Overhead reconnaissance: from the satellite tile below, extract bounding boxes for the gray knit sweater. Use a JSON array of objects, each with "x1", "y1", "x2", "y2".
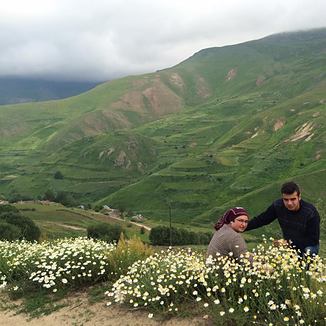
[{"x1": 207, "y1": 224, "x2": 247, "y2": 259}]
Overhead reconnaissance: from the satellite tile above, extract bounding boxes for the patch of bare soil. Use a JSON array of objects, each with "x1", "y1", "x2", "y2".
[
  {"x1": 111, "y1": 76, "x2": 183, "y2": 118},
  {"x1": 256, "y1": 76, "x2": 265, "y2": 86},
  {"x1": 315, "y1": 151, "x2": 322, "y2": 160},
  {"x1": 225, "y1": 68, "x2": 237, "y2": 81},
  {"x1": 285, "y1": 121, "x2": 314, "y2": 142},
  {"x1": 0, "y1": 292, "x2": 209, "y2": 326},
  {"x1": 169, "y1": 73, "x2": 184, "y2": 89},
  {"x1": 142, "y1": 79, "x2": 183, "y2": 116},
  {"x1": 41, "y1": 221, "x2": 86, "y2": 232},
  {"x1": 273, "y1": 119, "x2": 285, "y2": 131},
  {"x1": 195, "y1": 77, "x2": 211, "y2": 99}
]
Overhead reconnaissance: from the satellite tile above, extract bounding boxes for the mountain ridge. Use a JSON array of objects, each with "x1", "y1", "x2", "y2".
[{"x1": 0, "y1": 28, "x2": 325, "y2": 231}]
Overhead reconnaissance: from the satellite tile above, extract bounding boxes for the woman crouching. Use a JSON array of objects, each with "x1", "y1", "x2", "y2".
[{"x1": 207, "y1": 207, "x2": 249, "y2": 260}]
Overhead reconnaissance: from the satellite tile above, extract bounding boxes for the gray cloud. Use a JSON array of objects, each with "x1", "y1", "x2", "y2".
[{"x1": 0, "y1": 0, "x2": 325, "y2": 81}]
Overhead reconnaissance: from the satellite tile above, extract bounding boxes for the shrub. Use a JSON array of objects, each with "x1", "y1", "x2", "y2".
[
  {"x1": 198, "y1": 232, "x2": 212, "y2": 245},
  {"x1": 0, "y1": 204, "x2": 19, "y2": 214},
  {"x1": 0, "y1": 212, "x2": 41, "y2": 241},
  {"x1": 107, "y1": 234, "x2": 154, "y2": 277},
  {"x1": 54, "y1": 171, "x2": 64, "y2": 179},
  {"x1": 43, "y1": 189, "x2": 56, "y2": 202},
  {"x1": 87, "y1": 223, "x2": 123, "y2": 243},
  {"x1": 149, "y1": 226, "x2": 212, "y2": 246},
  {"x1": 0, "y1": 222, "x2": 21, "y2": 241},
  {"x1": 94, "y1": 205, "x2": 101, "y2": 212},
  {"x1": 149, "y1": 226, "x2": 171, "y2": 245}
]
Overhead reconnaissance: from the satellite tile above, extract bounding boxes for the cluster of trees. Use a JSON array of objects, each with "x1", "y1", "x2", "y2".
[
  {"x1": 6, "y1": 192, "x2": 34, "y2": 203},
  {"x1": 0, "y1": 205, "x2": 41, "y2": 241},
  {"x1": 149, "y1": 226, "x2": 212, "y2": 246},
  {"x1": 43, "y1": 189, "x2": 76, "y2": 207},
  {"x1": 87, "y1": 223, "x2": 123, "y2": 243},
  {"x1": 5, "y1": 187, "x2": 77, "y2": 208}
]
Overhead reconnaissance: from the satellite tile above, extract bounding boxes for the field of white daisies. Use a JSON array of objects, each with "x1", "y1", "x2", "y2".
[{"x1": 0, "y1": 236, "x2": 325, "y2": 325}]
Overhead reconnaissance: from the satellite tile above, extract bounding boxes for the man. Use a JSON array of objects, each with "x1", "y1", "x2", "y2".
[{"x1": 246, "y1": 181, "x2": 320, "y2": 255}]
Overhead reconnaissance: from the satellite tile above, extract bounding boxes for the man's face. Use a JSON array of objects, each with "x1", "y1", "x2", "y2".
[
  {"x1": 230, "y1": 215, "x2": 249, "y2": 233},
  {"x1": 282, "y1": 191, "x2": 301, "y2": 211}
]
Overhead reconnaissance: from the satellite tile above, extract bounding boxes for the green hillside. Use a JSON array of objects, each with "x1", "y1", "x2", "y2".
[{"x1": 0, "y1": 29, "x2": 325, "y2": 238}]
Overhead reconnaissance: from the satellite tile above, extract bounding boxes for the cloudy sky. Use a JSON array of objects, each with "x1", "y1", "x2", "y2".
[{"x1": 1, "y1": 0, "x2": 325, "y2": 82}]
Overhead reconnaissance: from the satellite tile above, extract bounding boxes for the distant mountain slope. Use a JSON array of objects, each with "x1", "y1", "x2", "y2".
[
  {"x1": 0, "y1": 77, "x2": 99, "y2": 104},
  {"x1": 0, "y1": 28, "x2": 325, "y2": 233}
]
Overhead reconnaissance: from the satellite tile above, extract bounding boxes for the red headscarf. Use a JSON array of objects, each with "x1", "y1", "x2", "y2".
[{"x1": 214, "y1": 207, "x2": 249, "y2": 231}]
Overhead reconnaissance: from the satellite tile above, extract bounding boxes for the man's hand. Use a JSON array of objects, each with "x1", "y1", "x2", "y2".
[{"x1": 273, "y1": 239, "x2": 288, "y2": 247}]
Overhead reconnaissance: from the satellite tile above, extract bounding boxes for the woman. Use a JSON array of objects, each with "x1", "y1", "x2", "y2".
[{"x1": 207, "y1": 207, "x2": 249, "y2": 260}]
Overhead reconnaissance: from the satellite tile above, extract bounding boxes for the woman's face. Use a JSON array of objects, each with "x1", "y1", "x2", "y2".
[{"x1": 230, "y1": 214, "x2": 249, "y2": 233}]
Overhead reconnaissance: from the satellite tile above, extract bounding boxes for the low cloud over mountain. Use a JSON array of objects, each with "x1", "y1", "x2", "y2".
[{"x1": 0, "y1": 0, "x2": 325, "y2": 82}]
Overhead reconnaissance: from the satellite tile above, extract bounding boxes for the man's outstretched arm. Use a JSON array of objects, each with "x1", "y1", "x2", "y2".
[{"x1": 246, "y1": 204, "x2": 277, "y2": 231}]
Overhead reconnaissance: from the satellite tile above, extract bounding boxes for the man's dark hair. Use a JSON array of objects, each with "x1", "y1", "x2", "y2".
[{"x1": 281, "y1": 181, "x2": 300, "y2": 195}]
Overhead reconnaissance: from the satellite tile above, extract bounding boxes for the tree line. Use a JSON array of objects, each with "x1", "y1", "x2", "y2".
[{"x1": 87, "y1": 223, "x2": 212, "y2": 246}]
